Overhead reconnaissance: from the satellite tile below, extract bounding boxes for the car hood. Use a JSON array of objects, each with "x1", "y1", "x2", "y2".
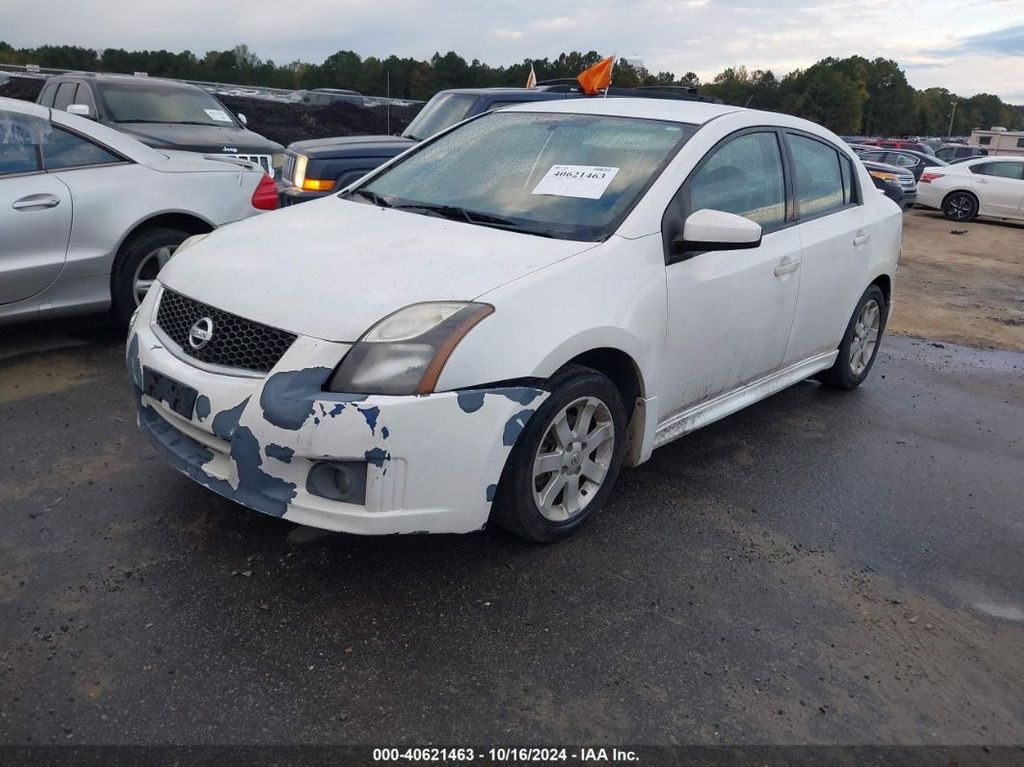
[
  {"x1": 157, "y1": 196, "x2": 597, "y2": 342},
  {"x1": 289, "y1": 135, "x2": 416, "y2": 158},
  {"x1": 111, "y1": 122, "x2": 283, "y2": 153},
  {"x1": 145, "y1": 149, "x2": 265, "y2": 174}
]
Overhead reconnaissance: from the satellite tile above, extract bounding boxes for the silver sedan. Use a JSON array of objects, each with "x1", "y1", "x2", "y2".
[{"x1": 0, "y1": 96, "x2": 278, "y2": 325}]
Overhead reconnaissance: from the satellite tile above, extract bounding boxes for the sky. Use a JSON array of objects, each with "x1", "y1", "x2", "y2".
[{"x1": 4, "y1": 0, "x2": 1024, "y2": 102}]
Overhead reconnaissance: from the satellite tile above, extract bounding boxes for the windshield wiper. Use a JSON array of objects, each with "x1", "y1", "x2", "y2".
[
  {"x1": 391, "y1": 203, "x2": 508, "y2": 226},
  {"x1": 392, "y1": 203, "x2": 560, "y2": 238},
  {"x1": 345, "y1": 188, "x2": 392, "y2": 208},
  {"x1": 113, "y1": 119, "x2": 220, "y2": 126}
]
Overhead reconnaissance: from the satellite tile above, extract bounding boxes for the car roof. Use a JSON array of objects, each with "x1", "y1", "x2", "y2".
[
  {"x1": 960, "y1": 156, "x2": 1022, "y2": 165},
  {"x1": 860, "y1": 160, "x2": 909, "y2": 174},
  {"x1": 864, "y1": 147, "x2": 928, "y2": 157},
  {"x1": 1, "y1": 95, "x2": 50, "y2": 119},
  {"x1": 500, "y1": 96, "x2": 740, "y2": 124},
  {"x1": 49, "y1": 73, "x2": 205, "y2": 92}
]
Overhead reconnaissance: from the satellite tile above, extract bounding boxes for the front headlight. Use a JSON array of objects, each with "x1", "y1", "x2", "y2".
[
  {"x1": 272, "y1": 153, "x2": 284, "y2": 172},
  {"x1": 327, "y1": 302, "x2": 494, "y2": 395},
  {"x1": 292, "y1": 154, "x2": 309, "y2": 188},
  {"x1": 870, "y1": 171, "x2": 901, "y2": 187}
]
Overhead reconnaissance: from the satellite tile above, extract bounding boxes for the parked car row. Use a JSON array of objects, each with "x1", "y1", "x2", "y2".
[
  {"x1": 0, "y1": 97, "x2": 278, "y2": 325},
  {"x1": 848, "y1": 142, "x2": 1024, "y2": 221}
]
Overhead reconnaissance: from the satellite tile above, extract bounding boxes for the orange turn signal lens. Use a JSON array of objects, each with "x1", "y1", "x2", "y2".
[{"x1": 301, "y1": 178, "x2": 335, "y2": 192}]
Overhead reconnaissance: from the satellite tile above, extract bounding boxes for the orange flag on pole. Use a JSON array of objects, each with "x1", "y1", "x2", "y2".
[
  {"x1": 526, "y1": 63, "x2": 537, "y2": 88},
  {"x1": 577, "y1": 55, "x2": 614, "y2": 95}
]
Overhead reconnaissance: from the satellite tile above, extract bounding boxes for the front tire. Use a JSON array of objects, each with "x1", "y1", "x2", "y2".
[
  {"x1": 111, "y1": 228, "x2": 190, "y2": 325},
  {"x1": 942, "y1": 191, "x2": 978, "y2": 222},
  {"x1": 491, "y1": 365, "x2": 627, "y2": 542},
  {"x1": 816, "y1": 285, "x2": 887, "y2": 390}
]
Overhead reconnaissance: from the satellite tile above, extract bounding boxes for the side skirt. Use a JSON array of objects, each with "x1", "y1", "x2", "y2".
[{"x1": 653, "y1": 350, "x2": 838, "y2": 449}]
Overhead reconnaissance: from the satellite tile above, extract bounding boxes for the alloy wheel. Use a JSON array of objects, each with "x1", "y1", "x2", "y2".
[
  {"x1": 849, "y1": 299, "x2": 881, "y2": 376},
  {"x1": 947, "y1": 195, "x2": 974, "y2": 222},
  {"x1": 132, "y1": 246, "x2": 175, "y2": 306},
  {"x1": 532, "y1": 396, "x2": 615, "y2": 522}
]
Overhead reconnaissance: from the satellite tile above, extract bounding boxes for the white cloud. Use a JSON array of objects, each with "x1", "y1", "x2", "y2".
[{"x1": 2, "y1": 0, "x2": 1021, "y2": 101}]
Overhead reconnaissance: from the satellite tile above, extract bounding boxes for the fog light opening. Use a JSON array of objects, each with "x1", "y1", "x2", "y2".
[{"x1": 306, "y1": 461, "x2": 368, "y2": 505}]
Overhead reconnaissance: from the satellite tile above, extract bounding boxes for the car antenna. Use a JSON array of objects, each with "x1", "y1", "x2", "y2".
[{"x1": 744, "y1": 95, "x2": 754, "y2": 107}]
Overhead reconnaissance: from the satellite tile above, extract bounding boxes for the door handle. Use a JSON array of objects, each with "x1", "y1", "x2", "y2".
[
  {"x1": 773, "y1": 257, "x2": 801, "y2": 276},
  {"x1": 12, "y1": 194, "x2": 61, "y2": 211},
  {"x1": 853, "y1": 231, "x2": 871, "y2": 246},
  {"x1": 975, "y1": 178, "x2": 989, "y2": 184}
]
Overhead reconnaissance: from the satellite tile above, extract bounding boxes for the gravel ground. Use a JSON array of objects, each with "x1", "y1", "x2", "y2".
[
  {"x1": 0, "y1": 323, "x2": 1021, "y2": 746},
  {"x1": 890, "y1": 211, "x2": 1024, "y2": 352}
]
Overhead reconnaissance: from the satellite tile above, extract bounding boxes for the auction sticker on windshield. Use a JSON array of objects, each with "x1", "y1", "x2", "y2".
[
  {"x1": 532, "y1": 165, "x2": 620, "y2": 199},
  {"x1": 204, "y1": 109, "x2": 233, "y2": 122}
]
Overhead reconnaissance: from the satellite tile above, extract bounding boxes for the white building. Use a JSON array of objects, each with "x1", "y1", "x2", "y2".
[{"x1": 968, "y1": 127, "x2": 1024, "y2": 157}]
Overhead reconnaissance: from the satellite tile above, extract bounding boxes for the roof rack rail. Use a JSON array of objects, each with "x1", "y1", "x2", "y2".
[{"x1": 634, "y1": 85, "x2": 699, "y2": 95}]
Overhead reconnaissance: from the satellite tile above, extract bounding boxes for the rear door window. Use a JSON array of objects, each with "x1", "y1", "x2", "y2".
[
  {"x1": 787, "y1": 133, "x2": 846, "y2": 218},
  {"x1": 972, "y1": 162, "x2": 1024, "y2": 180}
]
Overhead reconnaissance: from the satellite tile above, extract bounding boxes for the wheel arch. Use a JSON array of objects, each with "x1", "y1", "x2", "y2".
[
  {"x1": 546, "y1": 341, "x2": 651, "y2": 469},
  {"x1": 871, "y1": 273, "x2": 892, "y2": 305},
  {"x1": 941, "y1": 187, "x2": 979, "y2": 211},
  {"x1": 113, "y1": 211, "x2": 216, "y2": 265}
]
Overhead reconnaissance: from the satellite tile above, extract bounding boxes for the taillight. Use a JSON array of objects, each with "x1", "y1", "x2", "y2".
[
  {"x1": 251, "y1": 174, "x2": 279, "y2": 210},
  {"x1": 919, "y1": 172, "x2": 944, "y2": 184}
]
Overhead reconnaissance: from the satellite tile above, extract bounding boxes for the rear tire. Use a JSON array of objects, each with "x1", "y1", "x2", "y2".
[
  {"x1": 111, "y1": 227, "x2": 190, "y2": 325},
  {"x1": 942, "y1": 191, "x2": 977, "y2": 222},
  {"x1": 491, "y1": 365, "x2": 627, "y2": 543},
  {"x1": 816, "y1": 285, "x2": 887, "y2": 390}
]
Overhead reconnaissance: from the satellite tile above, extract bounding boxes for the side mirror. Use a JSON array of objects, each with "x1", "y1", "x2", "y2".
[
  {"x1": 673, "y1": 209, "x2": 763, "y2": 258},
  {"x1": 237, "y1": 113, "x2": 248, "y2": 126},
  {"x1": 66, "y1": 104, "x2": 92, "y2": 118}
]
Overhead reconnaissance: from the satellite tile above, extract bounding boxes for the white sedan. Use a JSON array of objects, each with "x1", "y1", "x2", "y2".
[
  {"x1": 916, "y1": 156, "x2": 1024, "y2": 222},
  {"x1": 0, "y1": 97, "x2": 278, "y2": 326},
  {"x1": 127, "y1": 98, "x2": 901, "y2": 542}
]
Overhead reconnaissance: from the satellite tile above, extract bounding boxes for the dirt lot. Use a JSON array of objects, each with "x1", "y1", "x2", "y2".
[{"x1": 890, "y1": 210, "x2": 1024, "y2": 352}]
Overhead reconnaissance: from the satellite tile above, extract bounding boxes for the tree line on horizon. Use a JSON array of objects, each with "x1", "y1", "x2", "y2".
[{"x1": 2, "y1": 41, "x2": 1021, "y2": 136}]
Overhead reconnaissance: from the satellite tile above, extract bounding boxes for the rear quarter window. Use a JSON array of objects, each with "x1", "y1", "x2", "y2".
[
  {"x1": 53, "y1": 82, "x2": 77, "y2": 111},
  {"x1": 41, "y1": 126, "x2": 122, "y2": 170},
  {"x1": 38, "y1": 82, "x2": 58, "y2": 107}
]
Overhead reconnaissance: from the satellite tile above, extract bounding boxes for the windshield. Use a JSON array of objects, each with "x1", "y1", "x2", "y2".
[
  {"x1": 100, "y1": 84, "x2": 240, "y2": 127},
  {"x1": 364, "y1": 111, "x2": 696, "y2": 241},
  {"x1": 402, "y1": 93, "x2": 479, "y2": 140}
]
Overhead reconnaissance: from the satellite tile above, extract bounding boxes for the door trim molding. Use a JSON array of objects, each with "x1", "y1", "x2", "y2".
[{"x1": 653, "y1": 350, "x2": 838, "y2": 449}]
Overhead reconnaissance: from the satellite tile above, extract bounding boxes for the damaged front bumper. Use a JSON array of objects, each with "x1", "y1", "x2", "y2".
[{"x1": 126, "y1": 289, "x2": 547, "y2": 535}]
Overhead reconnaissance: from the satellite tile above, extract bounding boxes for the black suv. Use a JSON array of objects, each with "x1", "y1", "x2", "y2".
[
  {"x1": 37, "y1": 74, "x2": 284, "y2": 178},
  {"x1": 279, "y1": 82, "x2": 720, "y2": 204}
]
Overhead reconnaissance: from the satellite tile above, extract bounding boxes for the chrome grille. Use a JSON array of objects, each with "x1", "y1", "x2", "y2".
[
  {"x1": 236, "y1": 153, "x2": 275, "y2": 178},
  {"x1": 155, "y1": 289, "x2": 296, "y2": 374},
  {"x1": 282, "y1": 153, "x2": 296, "y2": 185}
]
